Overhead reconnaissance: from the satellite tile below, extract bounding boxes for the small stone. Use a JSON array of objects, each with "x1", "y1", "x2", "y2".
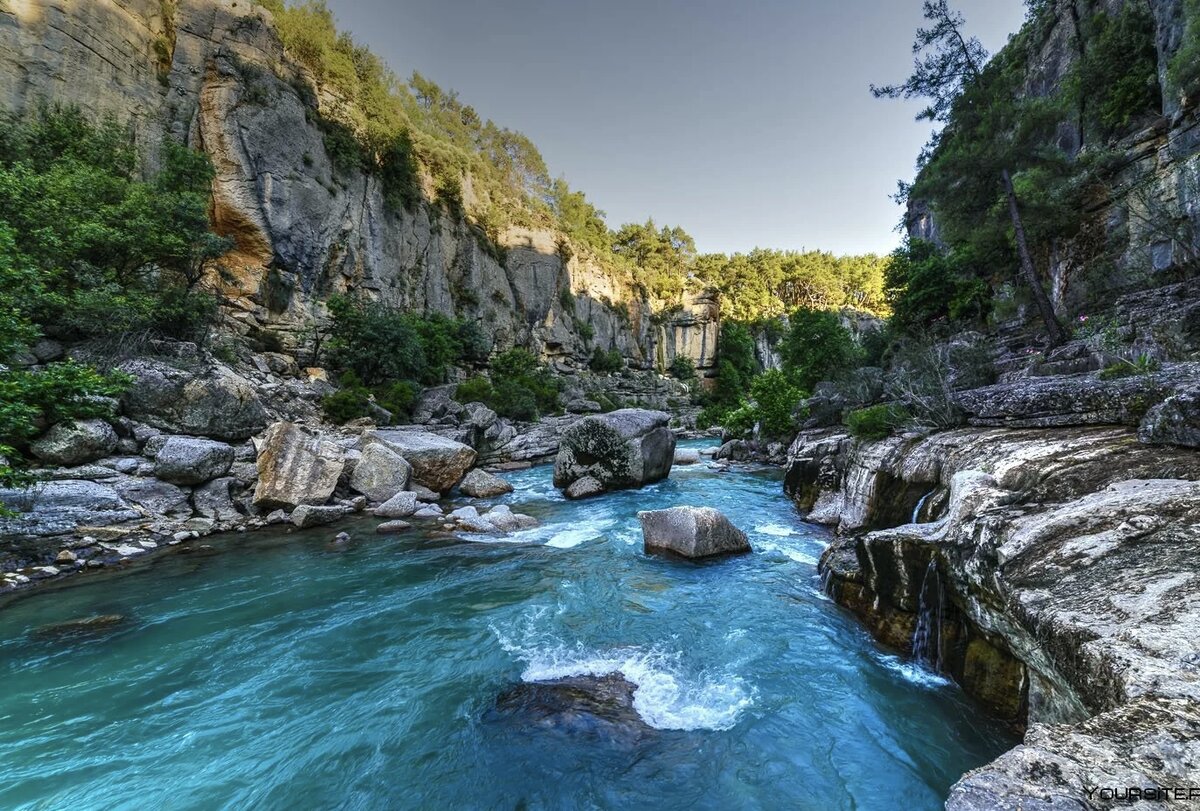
[
  {"x1": 375, "y1": 520, "x2": 411, "y2": 534},
  {"x1": 332, "y1": 531, "x2": 351, "y2": 544},
  {"x1": 55, "y1": 549, "x2": 77, "y2": 564},
  {"x1": 374, "y1": 491, "x2": 418, "y2": 519},
  {"x1": 565, "y1": 476, "x2": 604, "y2": 500}
]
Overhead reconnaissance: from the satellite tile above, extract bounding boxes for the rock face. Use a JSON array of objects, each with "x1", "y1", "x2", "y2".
[
  {"x1": 1138, "y1": 383, "x2": 1200, "y2": 448},
  {"x1": 639, "y1": 507, "x2": 751, "y2": 559},
  {"x1": 553, "y1": 409, "x2": 675, "y2": 497},
  {"x1": 29, "y1": 419, "x2": 118, "y2": 466},
  {"x1": 153, "y1": 436, "x2": 235, "y2": 485},
  {"x1": 119, "y1": 358, "x2": 267, "y2": 441},
  {"x1": 253, "y1": 422, "x2": 346, "y2": 510},
  {"x1": 458, "y1": 468, "x2": 513, "y2": 498},
  {"x1": 370, "y1": 430, "x2": 476, "y2": 493},
  {"x1": 348, "y1": 442, "x2": 412, "y2": 503},
  {"x1": 785, "y1": 424, "x2": 1200, "y2": 808}
]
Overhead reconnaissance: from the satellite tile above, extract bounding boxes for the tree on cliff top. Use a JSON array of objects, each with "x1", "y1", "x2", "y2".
[{"x1": 872, "y1": 0, "x2": 1067, "y2": 346}]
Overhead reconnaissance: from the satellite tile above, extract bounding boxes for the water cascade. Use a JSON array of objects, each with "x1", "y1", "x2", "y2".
[{"x1": 911, "y1": 557, "x2": 944, "y2": 671}]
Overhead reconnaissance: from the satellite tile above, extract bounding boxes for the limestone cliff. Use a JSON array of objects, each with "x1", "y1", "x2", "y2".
[
  {"x1": 0, "y1": 0, "x2": 718, "y2": 374},
  {"x1": 906, "y1": 0, "x2": 1200, "y2": 314}
]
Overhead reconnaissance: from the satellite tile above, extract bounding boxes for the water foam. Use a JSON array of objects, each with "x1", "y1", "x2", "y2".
[
  {"x1": 494, "y1": 617, "x2": 753, "y2": 731},
  {"x1": 874, "y1": 653, "x2": 951, "y2": 689}
]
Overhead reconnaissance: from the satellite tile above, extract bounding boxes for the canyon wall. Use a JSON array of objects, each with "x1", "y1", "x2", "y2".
[{"x1": 0, "y1": 0, "x2": 719, "y2": 374}]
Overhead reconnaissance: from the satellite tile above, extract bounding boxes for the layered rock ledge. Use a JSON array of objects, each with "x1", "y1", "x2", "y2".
[{"x1": 785, "y1": 425, "x2": 1200, "y2": 808}]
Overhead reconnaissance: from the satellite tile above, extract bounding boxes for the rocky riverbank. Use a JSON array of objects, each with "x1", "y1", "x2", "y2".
[
  {"x1": 0, "y1": 337, "x2": 698, "y2": 599},
  {"x1": 786, "y1": 371, "x2": 1200, "y2": 807}
]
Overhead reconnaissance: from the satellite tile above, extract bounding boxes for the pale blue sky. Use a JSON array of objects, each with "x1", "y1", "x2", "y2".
[{"x1": 322, "y1": 0, "x2": 1027, "y2": 256}]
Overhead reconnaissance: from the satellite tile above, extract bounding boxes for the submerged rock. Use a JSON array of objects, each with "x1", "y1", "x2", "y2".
[
  {"x1": 553, "y1": 409, "x2": 675, "y2": 498},
  {"x1": 486, "y1": 673, "x2": 650, "y2": 744},
  {"x1": 639, "y1": 506, "x2": 751, "y2": 559},
  {"x1": 290, "y1": 504, "x2": 352, "y2": 529},
  {"x1": 375, "y1": 519, "x2": 411, "y2": 534},
  {"x1": 31, "y1": 614, "x2": 129, "y2": 640}
]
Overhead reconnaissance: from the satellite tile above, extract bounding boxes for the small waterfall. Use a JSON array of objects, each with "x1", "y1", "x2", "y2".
[
  {"x1": 911, "y1": 490, "x2": 934, "y2": 524},
  {"x1": 911, "y1": 558, "x2": 944, "y2": 672}
]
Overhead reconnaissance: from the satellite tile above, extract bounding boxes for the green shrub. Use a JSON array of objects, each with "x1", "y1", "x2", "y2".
[
  {"x1": 321, "y1": 386, "x2": 372, "y2": 424},
  {"x1": 780, "y1": 308, "x2": 860, "y2": 391},
  {"x1": 750, "y1": 370, "x2": 804, "y2": 437},
  {"x1": 491, "y1": 379, "x2": 539, "y2": 421},
  {"x1": 845, "y1": 404, "x2": 910, "y2": 441},
  {"x1": 589, "y1": 347, "x2": 623, "y2": 373},
  {"x1": 573, "y1": 319, "x2": 595, "y2": 342},
  {"x1": 721, "y1": 403, "x2": 757, "y2": 437},
  {"x1": 1169, "y1": 0, "x2": 1200, "y2": 99},
  {"x1": 455, "y1": 375, "x2": 494, "y2": 404},
  {"x1": 668, "y1": 355, "x2": 698, "y2": 384},
  {"x1": 558, "y1": 287, "x2": 576, "y2": 314},
  {"x1": 1098, "y1": 353, "x2": 1161, "y2": 380}
]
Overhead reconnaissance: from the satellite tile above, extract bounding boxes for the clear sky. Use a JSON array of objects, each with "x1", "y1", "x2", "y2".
[{"x1": 321, "y1": 0, "x2": 1028, "y2": 256}]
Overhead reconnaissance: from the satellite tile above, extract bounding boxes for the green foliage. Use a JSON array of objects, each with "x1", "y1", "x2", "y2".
[
  {"x1": 589, "y1": 347, "x2": 624, "y2": 374},
  {"x1": 667, "y1": 355, "x2": 698, "y2": 384},
  {"x1": 779, "y1": 308, "x2": 860, "y2": 391},
  {"x1": 611, "y1": 220, "x2": 696, "y2": 301},
  {"x1": 1169, "y1": 0, "x2": 1200, "y2": 100},
  {"x1": 694, "y1": 249, "x2": 890, "y2": 321},
  {"x1": 845, "y1": 404, "x2": 910, "y2": 441},
  {"x1": 1072, "y1": 2, "x2": 1161, "y2": 137},
  {"x1": 1098, "y1": 353, "x2": 1161, "y2": 380},
  {"x1": 0, "y1": 107, "x2": 230, "y2": 345},
  {"x1": 451, "y1": 349, "x2": 559, "y2": 421},
  {"x1": 324, "y1": 295, "x2": 483, "y2": 387},
  {"x1": 454, "y1": 375, "x2": 494, "y2": 404},
  {"x1": 320, "y1": 372, "x2": 417, "y2": 424},
  {"x1": 0, "y1": 361, "x2": 131, "y2": 487},
  {"x1": 884, "y1": 240, "x2": 991, "y2": 335},
  {"x1": 558, "y1": 287, "x2": 576, "y2": 314},
  {"x1": 749, "y1": 370, "x2": 804, "y2": 437}
]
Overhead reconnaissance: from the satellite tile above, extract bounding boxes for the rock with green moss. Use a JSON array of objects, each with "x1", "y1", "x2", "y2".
[{"x1": 552, "y1": 409, "x2": 675, "y2": 498}]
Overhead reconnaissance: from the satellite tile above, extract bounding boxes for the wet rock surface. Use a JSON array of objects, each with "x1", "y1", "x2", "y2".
[
  {"x1": 639, "y1": 506, "x2": 751, "y2": 559},
  {"x1": 788, "y1": 424, "x2": 1200, "y2": 808},
  {"x1": 486, "y1": 674, "x2": 650, "y2": 745}
]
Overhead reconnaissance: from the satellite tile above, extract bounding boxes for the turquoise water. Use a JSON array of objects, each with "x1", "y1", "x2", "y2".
[{"x1": 0, "y1": 441, "x2": 1013, "y2": 810}]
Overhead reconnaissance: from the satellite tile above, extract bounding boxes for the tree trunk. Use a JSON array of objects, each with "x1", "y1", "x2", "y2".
[{"x1": 1002, "y1": 168, "x2": 1067, "y2": 347}]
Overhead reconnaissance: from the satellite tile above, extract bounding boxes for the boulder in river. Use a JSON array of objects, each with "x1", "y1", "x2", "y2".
[
  {"x1": 553, "y1": 409, "x2": 676, "y2": 498},
  {"x1": 369, "y1": 430, "x2": 476, "y2": 493},
  {"x1": 486, "y1": 673, "x2": 650, "y2": 745},
  {"x1": 29, "y1": 419, "x2": 118, "y2": 466},
  {"x1": 290, "y1": 504, "x2": 352, "y2": 529},
  {"x1": 373, "y1": 490, "x2": 418, "y2": 519},
  {"x1": 639, "y1": 506, "x2": 751, "y2": 559},
  {"x1": 673, "y1": 448, "x2": 701, "y2": 465},
  {"x1": 253, "y1": 422, "x2": 346, "y2": 510},
  {"x1": 349, "y1": 441, "x2": 412, "y2": 502},
  {"x1": 459, "y1": 468, "x2": 513, "y2": 498}
]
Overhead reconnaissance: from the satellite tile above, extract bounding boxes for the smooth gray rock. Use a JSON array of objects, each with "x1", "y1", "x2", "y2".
[
  {"x1": 408, "y1": 483, "x2": 440, "y2": 502},
  {"x1": 373, "y1": 491, "x2": 418, "y2": 519},
  {"x1": 375, "y1": 519, "x2": 411, "y2": 534},
  {"x1": 369, "y1": 430, "x2": 476, "y2": 493},
  {"x1": 154, "y1": 436, "x2": 235, "y2": 485},
  {"x1": 253, "y1": 422, "x2": 346, "y2": 510},
  {"x1": 639, "y1": 506, "x2": 751, "y2": 559},
  {"x1": 29, "y1": 420, "x2": 118, "y2": 466},
  {"x1": 459, "y1": 468, "x2": 513, "y2": 498},
  {"x1": 554, "y1": 409, "x2": 676, "y2": 497},
  {"x1": 564, "y1": 476, "x2": 604, "y2": 500},
  {"x1": 290, "y1": 504, "x2": 351, "y2": 529},
  {"x1": 112, "y1": 476, "x2": 191, "y2": 519},
  {"x1": 349, "y1": 441, "x2": 412, "y2": 502},
  {"x1": 673, "y1": 448, "x2": 701, "y2": 465}
]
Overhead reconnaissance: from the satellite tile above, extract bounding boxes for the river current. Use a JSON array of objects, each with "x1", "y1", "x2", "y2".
[{"x1": 0, "y1": 440, "x2": 1013, "y2": 809}]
